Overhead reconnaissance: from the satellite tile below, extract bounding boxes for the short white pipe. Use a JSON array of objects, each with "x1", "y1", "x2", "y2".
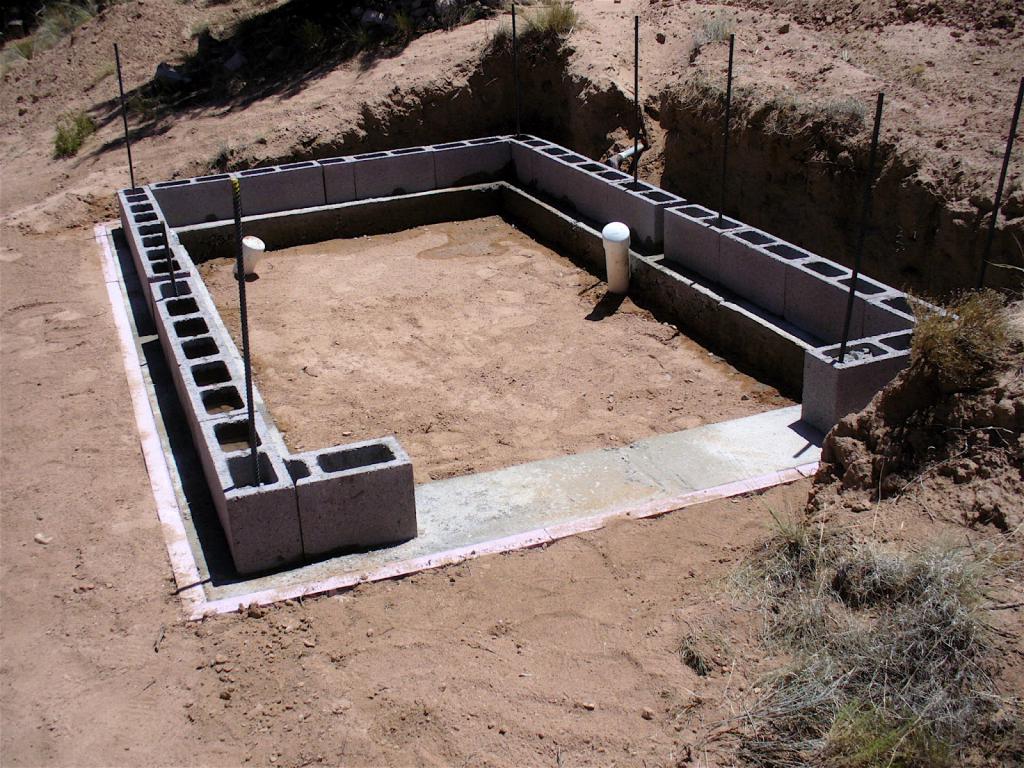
[
  {"x1": 605, "y1": 142, "x2": 645, "y2": 170},
  {"x1": 235, "y1": 235, "x2": 266, "y2": 277},
  {"x1": 602, "y1": 221, "x2": 630, "y2": 294}
]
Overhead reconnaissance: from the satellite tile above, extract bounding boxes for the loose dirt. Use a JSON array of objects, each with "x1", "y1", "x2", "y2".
[
  {"x1": 3, "y1": 0, "x2": 1023, "y2": 765},
  {"x1": 199, "y1": 216, "x2": 788, "y2": 482}
]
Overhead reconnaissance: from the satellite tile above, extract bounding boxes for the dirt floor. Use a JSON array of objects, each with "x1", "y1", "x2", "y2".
[
  {"x1": 199, "y1": 216, "x2": 787, "y2": 482},
  {"x1": 2, "y1": 0, "x2": 1023, "y2": 765}
]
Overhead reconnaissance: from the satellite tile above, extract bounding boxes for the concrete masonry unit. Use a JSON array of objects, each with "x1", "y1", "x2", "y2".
[{"x1": 116, "y1": 134, "x2": 920, "y2": 576}]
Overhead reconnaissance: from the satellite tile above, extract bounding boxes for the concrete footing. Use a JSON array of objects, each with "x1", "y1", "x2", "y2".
[{"x1": 115, "y1": 134, "x2": 923, "y2": 575}]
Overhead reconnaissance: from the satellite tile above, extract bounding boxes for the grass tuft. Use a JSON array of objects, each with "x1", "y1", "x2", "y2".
[
  {"x1": 730, "y1": 513, "x2": 1014, "y2": 766},
  {"x1": 911, "y1": 290, "x2": 1008, "y2": 391},
  {"x1": 689, "y1": 12, "x2": 732, "y2": 62},
  {"x1": 491, "y1": 1, "x2": 579, "y2": 55},
  {"x1": 53, "y1": 110, "x2": 95, "y2": 158}
]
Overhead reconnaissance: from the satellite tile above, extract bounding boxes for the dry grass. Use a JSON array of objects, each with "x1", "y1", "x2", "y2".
[
  {"x1": 725, "y1": 513, "x2": 1021, "y2": 767},
  {"x1": 490, "y1": 1, "x2": 579, "y2": 55},
  {"x1": 689, "y1": 12, "x2": 733, "y2": 62},
  {"x1": 911, "y1": 290, "x2": 1009, "y2": 391},
  {"x1": 1, "y1": 1, "x2": 98, "y2": 75}
]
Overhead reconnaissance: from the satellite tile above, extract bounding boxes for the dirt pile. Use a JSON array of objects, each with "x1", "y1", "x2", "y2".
[{"x1": 810, "y1": 298, "x2": 1024, "y2": 531}]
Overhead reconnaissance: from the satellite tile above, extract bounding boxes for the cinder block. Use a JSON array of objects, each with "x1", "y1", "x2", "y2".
[
  {"x1": 611, "y1": 180, "x2": 684, "y2": 251},
  {"x1": 205, "y1": 445, "x2": 304, "y2": 574},
  {"x1": 530, "y1": 145, "x2": 590, "y2": 204},
  {"x1": 862, "y1": 292, "x2": 915, "y2": 336},
  {"x1": 319, "y1": 157, "x2": 356, "y2": 205},
  {"x1": 801, "y1": 340, "x2": 909, "y2": 433},
  {"x1": 663, "y1": 204, "x2": 742, "y2": 284},
  {"x1": 151, "y1": 174, "x2": 234, "y2": 227},
  {"x1": 433, "y1": 137, "x2": 512, "y2": 187},
  {"x1": 235, "y1": 162, "x2": 325, "y2": 216},
  {"x1": 630, "y1": 255, "x2": 723, "y2": 343},
  {"x1": 718, "y1": 301, "x2": 808, "y2": 392},
  {"x1": 352, "y1": 148, "x2": 436, "y2": 199},
  {"x1": 783, "y1": 258, "x2": 862, "y2": 343},
  {"x1": 719, "y1": 226, "x2": 787, "y2": 316},
  {"x1": 510, "y1": 136, "x2": 551, "y2": 187},
  {"x1": 291, "y1": 436, "x2": 417, "y2": 558}
]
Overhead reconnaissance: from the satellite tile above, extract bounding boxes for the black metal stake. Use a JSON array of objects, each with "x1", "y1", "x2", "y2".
[
  {"x1": 717, "y1": 33, "x2": 735, "y2": 226},
  {"x1": 162, "y1": 221, "x2": 178, "y2": 297},
  {"x1": 231, "y1": 178, "x2": 260, "y2": 487},
  {"x1": 512, "y1": 3, "x2": 521, "y2": 136},
  {"x1": 977, "y1": 75, "x2": 1024, "y2": 289},
  {"x1": 839, "y1": 92, "x2": 885, "y2": 364},
  {"x1": 633, "y1": 14, "x2": 640, "y2": 184},
  {"x1": 113, "y1": 43, "x2": 136, "y2": 190}
]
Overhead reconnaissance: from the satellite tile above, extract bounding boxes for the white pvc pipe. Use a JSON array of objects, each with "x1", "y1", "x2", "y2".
[
  {"x1": 602, "y1": 222, "x2": 630, "y2": 294},
  {"x1": 605, "y1": 142, "x2": 645, "y2": 170},
  {"x1": 237, "y1": 235, "x2": 266, "y2": 277}
]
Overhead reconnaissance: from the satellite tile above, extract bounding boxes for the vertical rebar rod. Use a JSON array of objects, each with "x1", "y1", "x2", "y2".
[
  {"x1": 717, "y1": 33, "x2": 735, "y2": 226},
  {"x1": 839, "y1": 92, "x2": 885, "y2": 364},
  {"x1": 633, "y1": 14, "x2": 640, "y2": 184},
  {"x1": 512, "y1": 3, "x2": 521, "y2": 136},
  {"x1": 977, "y1": 76, "x2": 1024, "y2": 289},
  {"x1": 113, "y1": 43, "x2": 135, "y2": 190},
  {"x1": 162, "y1": 220, "x2": 177, "y2": 297},
  {"x1": 231, "y1": 178, "x2": 260, "y2": 487}
]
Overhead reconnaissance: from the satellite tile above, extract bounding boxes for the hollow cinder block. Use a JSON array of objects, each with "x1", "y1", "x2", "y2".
[
  {"x1": 206, "y1": 444, "x2": 304, "y2": 574},
  {"x1": 783, "y1": 258, "x2": 862, "y2": 344},
  {"x1": 611, "y1": 180, "x2": 684, "y2": 252},
  {"x1": 862, "y1": 292, "x2": 916, "y2": 336},
  {"x1": 510, "y1": 136, "x2": 551, "y2": 187},
  {"x1": 290, "y1": 436, "x2": 417, "y2": 558},
  {"x1": 801, "y1": 340, "x2": 909, "y2": 433},
  {"x1": 663, "y1": 205, "x2": 742, "y2": 284},
  {"x1": 235, "y1": 162, "x2": 325, "y2": 216},
  {"x1": 433, "y1": 137, "x2": 512, "y2": 187},
  {"x1": 319, "y1": 157, "x2": 356, "y2": 205},
  {"x1": 352, "y1": 148, "x2": 436, "y2": 199},
  {"x1": 151, "y1": 174, "x2": 235, "y2": 227},
  {"x1": 719, "y1": 226, "x2": 787, "y2": 316},
  {"x1": 530, "y1": 145, "x2": 591, "y2": 204}
]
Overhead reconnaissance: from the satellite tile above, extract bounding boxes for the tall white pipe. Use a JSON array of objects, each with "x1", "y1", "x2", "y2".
[{"x1": 602, "y1": 222, "x2": 630, "y2": 294}]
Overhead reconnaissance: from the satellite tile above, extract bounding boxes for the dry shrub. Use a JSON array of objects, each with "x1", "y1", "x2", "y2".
[
  {"x1": 53, "y1": 110, "x2": 95, "y2": 158},
  {"x1": 729, "y1": 515, "x2": 1017, "y2": 767},
  {"x1": 911, "y1": 290, "x2": 1008, "y2": 391},
  {"x1": 688, "y1": 12, "x2": 732, "y2": 62},
  {"x1": 490, "y1": 1, "x2": 579, "y2": 55}
]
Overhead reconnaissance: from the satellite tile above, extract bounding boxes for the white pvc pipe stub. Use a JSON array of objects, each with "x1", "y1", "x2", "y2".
[
  {"x1": 235, "y1": 235, "x2": 266, "y2": 277},
  {"x1": 601, "y1": 221, "x2": 630, "y2": 294}
]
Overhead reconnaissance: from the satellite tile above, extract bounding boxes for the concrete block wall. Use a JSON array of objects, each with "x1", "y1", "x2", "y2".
[{"x1": 118, "y1": 133, "x2": 931, "y2": 572}]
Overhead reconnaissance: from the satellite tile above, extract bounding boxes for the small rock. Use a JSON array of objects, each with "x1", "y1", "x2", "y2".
[
  {"x1": 214, "y1": 654, "x2": 229, "y2": 665},
  {"x1": 778, "y1": 22, "x2": 790, "y2": 34},
  {"x1": 219, "y1": 690, "x2": 232, "y2": 700},
  {"x1": 579, "y1": 701, "x2": 596, "y2": 711},
  {"x1": 655, "y1": 32, "x2": 666, "y2": 44},
  {"x1": 33, "y1": 533, "x2": 53, "y2": 545},
  {"x1": 641, "y1": 707, "x2": 654, "y2": 720},
  {"x1": 303, "y1": 639, "x2": 316, "y2": 648}
]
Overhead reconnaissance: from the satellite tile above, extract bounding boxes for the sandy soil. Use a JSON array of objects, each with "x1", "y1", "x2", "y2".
[
  {"x1": 2, "y1": 0, "x2": 1022, "y2": 765},
  {"x1": 200, "y1": 217, "x2": 787, "y2": 482}
]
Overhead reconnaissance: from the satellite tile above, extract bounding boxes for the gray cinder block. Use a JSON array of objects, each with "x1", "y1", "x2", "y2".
[
  {"x1": 801, "y1": 340, "x2": 909, "y2": 433},
  {"x1": 719, "y1": 300, "x2": 810, "y2": 392},
  {"x1": 862, "y1": 292, "x2": 916, "y2": 336},
  {"x1": 235, "y1": 162, "x2": 325, "y2": 216},
  {"x1": 663, "y1": 204, "x2": 742, "y2": 284},
  {"x1": 718, "y1": 226, "x2": 787, "y2": 316},
  {"x1": 290, "y1": 436, "x2": 417, "y2": 558},
  {"x1": 630, "y1": 255, "x2": 724, "y2": 343},
  {"x1": 510, "y1": 136, "x2": 551, "y2": 187},
  {"x1": 783, "y1": 258, "x2": 861, "y2": 343},
  {"x1": 611, "y1": 179, "x2": 684, "y2": 251},
  {"x1": 352, "y1": 148, "x2": 436, "y2": 199},
  {"x1": 319, "y1": 157, "x2": 356, "y2": 205},
  {"x1": 151, "y1": 174, "x2": 234, "y2": 227},
  {"x1": 206, "y1": 444, "x2": 304, "y2": 574},
  {"x1": 433, "y1": 137, "x2": 512, "y2": 187}
]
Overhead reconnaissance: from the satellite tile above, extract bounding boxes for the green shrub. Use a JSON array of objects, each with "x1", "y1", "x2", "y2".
[{"x1": 53, "y1": 110, "x2": 95, "y2": 158}]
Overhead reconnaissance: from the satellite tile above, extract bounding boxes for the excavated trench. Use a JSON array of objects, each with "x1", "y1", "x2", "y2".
[{"x1": 248, "y1": 41, "x2": 1021, "y2": 296}]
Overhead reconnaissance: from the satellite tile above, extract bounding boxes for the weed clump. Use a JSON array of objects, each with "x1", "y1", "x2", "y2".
[
  {"x1": 53, "y1": 110, "x2": 95, "y2": 158},
  {"x1": 730, "y1": 515, "x2": 1016, "y2": 767},
  {"x1": 688, "y1": 12, "x2": 732, "y2": 62},
  {"x1": 912, "y1": 290, "x2": 1008, "y2": 392},
  {"x1": 490, "y1": 1, "x2": 579, "y2": 56}
]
